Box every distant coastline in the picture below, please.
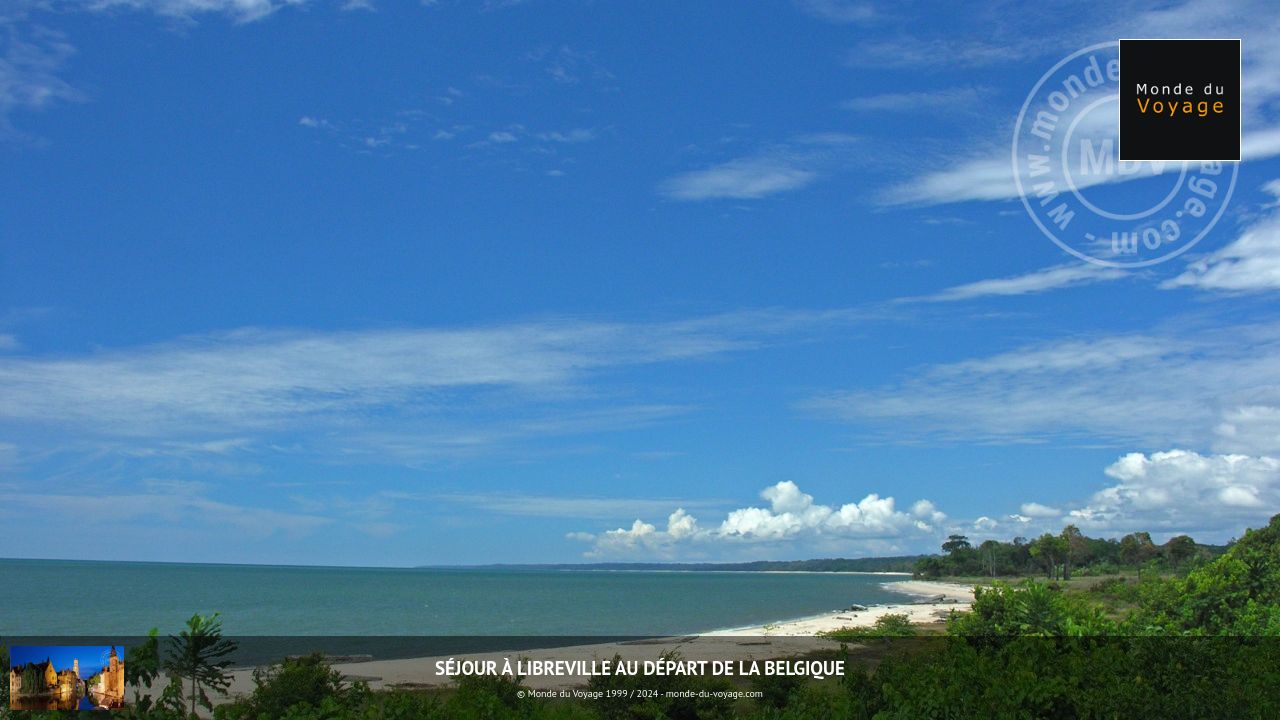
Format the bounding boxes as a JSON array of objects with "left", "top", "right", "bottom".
[
  {"left": 439, "top": 556, "right": 925, "bottom": 574},
  {"left": 1, "top": 555, "right": 923, "bottom": 573}
]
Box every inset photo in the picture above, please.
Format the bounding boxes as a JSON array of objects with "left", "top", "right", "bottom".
[{"left": 8, "top": 645, "right": 126, "bottom": 711}]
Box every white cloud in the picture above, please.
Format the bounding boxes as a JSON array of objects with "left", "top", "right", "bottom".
[
  {"left": 2, "top": 0, "right": 314, "bottom": 134},
  {"left": 488, "top": 130, "right": 518, "bottom": 143},
  {"left": 1163, "top": 204, "right": 1280, "bottom": 292},
  {"left": 523, "top": 45, "right": 614, "bottom": 87},
  {"left": 906, "top": 263, "right": 1127, "bottom": 302},
  {"left": 87, "top": 0, "right": 310, "bottom": 23},
  {"left": 973, "top": 516, "right": 998, "bottom": 531},
  {"left": 1263, "top": 180, "right": 1280, "bottom": 205},
  {"left": 0, "top": 309, "right": 862, "bottom": 460},
  {"left": 880, "top": 86, "right": 1180, "bottom": 206},
  {"left": 659, "top": 135, "right": 858, "bottom": 201},
  {"left": 424, "top": 492, "right": 727, "bottom": 520},
  {"left": 660, "top": 156, "right": 818, "bottom": 201},
  {"left": 880, "top": 3, "right": 1280, "bottom": 207},
  {"left": 0, "top": 482, "right": 330, "bottom": 537},
  {"left": 0, "top": 20, "right": 82, "bottom": 135},
  {"left": 1019, "top": 502, "right": 1061, "bottom": 518},
  {"left": 536, "top": 128, "right": 595, "bottom": 143},
  {"left": 574, "top": 480, "right": 942, "bottom": 557},
  {"left": 573, "top": 449, "right": 1280, "bottom": 558},
  {"left": 842, "top": 87, "right": 989, "bottom": 113},
  {"left": 794, "top": 0, "right": 874, "bottom": 24},
  {"left": 881, "top": 151, "right": 1016, "bottom": 205},
  {"left": 1066, "top": 449, "right": 1280, "bottom": 536},
  {"left": 298, "top": 115, "right": 338, "bottom": 130},
  {"left": 806, "top": 320, "right": 1280, "bottom": 455},
  {"left": 847, "top": 37, "right": 1028, "bottom": 69}
]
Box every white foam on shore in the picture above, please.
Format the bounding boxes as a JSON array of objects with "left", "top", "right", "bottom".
[{"left": 697, "top": 581, "right": 975, "bottom": 637}]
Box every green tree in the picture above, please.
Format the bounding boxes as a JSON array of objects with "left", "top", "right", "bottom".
[
  {"left": 1029, "top": 533, "right": 1066, "bottom": 580},
  {"left": 1120, "top": 531, "right": 1156, "bottom": 566},
  {"left": 1061, "top": 524, "right": 1086, "bottom": 580},
  {"left": 941, "top": 534, "right": 971, "bottom": 555},
  {"left": 914, "top": 555, "right": 945, "bottom": 579},
  {"left": 978, "top": 539, "right": 999, "bottom": 577},
  {"left": 1165, "top": 534, "right": 1196, "bottom": 569},
  {"left": 164, "top": 612, "right": 239, "bottom": 718},
  {"left": 119, "top": 628, "right": 189, "bottom": 719}
]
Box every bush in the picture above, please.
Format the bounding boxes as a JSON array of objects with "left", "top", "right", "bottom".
[
  {"left": 215, "top": 653, "right": 356, "bottom": 720},
  {"left": 948, "top": 580, "right": 1116, "bottom": 637},
  {"left": 820, "top": 613, "right": 918, "bottom": 642},
  {"left": 1128, "top": 513, "right": 1280, "bottom": 635}
]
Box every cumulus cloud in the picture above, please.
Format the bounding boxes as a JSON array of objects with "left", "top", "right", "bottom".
[
  {"left": 972, "top": 516, "right": 998, "bottom": 531},
  {"left": 1019, "top": 502, "right": 1061, "bottom": 518},
  {"left": 1065, "top": 449, "right": 1280, "bottom": 537},
  {"left": 572, "top": 481, "right": 943, "bottom": 557},
  {"left": 933, "top": 449, "right": 1279, "bottom": 544}
]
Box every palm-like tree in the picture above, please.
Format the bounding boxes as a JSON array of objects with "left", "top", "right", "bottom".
[{"left": 164, "top": 612, "right": 238, "bottom": 717}]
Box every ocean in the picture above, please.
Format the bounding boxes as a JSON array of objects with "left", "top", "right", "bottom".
[{"left": 0, "top": 559, "right": 911, "bottom": 636}]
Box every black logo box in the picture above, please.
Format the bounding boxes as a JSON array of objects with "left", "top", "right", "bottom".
[{"left": 1119, "top": 39, "right": 1241, "bottom": 162}]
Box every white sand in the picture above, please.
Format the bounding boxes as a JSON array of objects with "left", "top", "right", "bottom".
[
  {"left": 882, "top": 580, "right": 976, "bottom": 603},
  {"left": 702, "top": 579, "right": 974, "bottom": 637},
  {"left": 200, "top": 578, "right": 976, "bottom": 703}
]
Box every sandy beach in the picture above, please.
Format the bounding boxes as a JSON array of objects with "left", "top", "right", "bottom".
[
  {"left": 204, "top": 578, "right": 976, "bottom": 699},
  {"left": 702, "top": 579, "right": 974, "bottom": 637}
]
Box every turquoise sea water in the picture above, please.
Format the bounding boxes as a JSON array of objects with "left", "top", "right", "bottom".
[{"left": 0, "top": 559, "right": 911, "bottom": 636}]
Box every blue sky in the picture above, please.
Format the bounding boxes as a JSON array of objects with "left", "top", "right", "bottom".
[
  {"left": 10, "top": 645, "right": 116, "bottom": 678},
  {"left": 3, "top": 0, "right": 1280, "bottom": 565}
]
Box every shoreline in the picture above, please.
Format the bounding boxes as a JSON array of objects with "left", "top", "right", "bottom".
[
  {"left": 701, "top": 579, "right": 974, "bottom": 636},
  {"left": 207, "top": 580, "right": 975, "bottom": 699},
  {"left": 549, "top": 569, "right": 914, "bottom": 575}
]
